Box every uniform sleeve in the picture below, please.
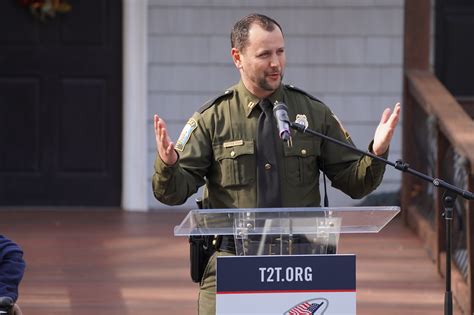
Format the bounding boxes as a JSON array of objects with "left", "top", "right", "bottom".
[
  {"left": 152, "top": 112, "right": 212, "bottom": 205},
  {"left": 320, "top": 108, "right": 388, "bottom": 199}
]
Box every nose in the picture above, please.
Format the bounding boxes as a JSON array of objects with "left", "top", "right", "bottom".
[{"left": 270, "top": 54, "right": 280, "bottom": 68}]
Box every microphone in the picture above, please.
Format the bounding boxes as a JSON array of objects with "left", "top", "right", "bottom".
[{"left": 273, "top": 101, "right": 291, "bottom": 142}]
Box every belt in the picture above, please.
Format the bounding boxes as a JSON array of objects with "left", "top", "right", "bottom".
[
  {"left": 216, "top": 235, "right": 337, "bottom": 255},
  {"left": 217, "top": 235, "right": 235, "bottom": 253}
]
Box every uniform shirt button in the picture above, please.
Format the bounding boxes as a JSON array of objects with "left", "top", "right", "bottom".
[
  {"left": 264, "top": 163, "right": 272, "bottom": 170},
  {"left": 301, "top": 149, "right": 307, "bottom": 155},
  {"left": 230, "top": 151, "right": 236, "bottom": 157}
]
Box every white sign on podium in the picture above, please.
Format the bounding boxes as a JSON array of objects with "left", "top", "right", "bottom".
[{"left": 216, "top": 254, "right": 356, "bottom": 314}]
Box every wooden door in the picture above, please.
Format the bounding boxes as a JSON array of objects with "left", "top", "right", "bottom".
[{"left": 0, "top": 1, "right": 122, "bottom": 206}]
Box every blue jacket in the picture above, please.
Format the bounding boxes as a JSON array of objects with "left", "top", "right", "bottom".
[{"left": 0, "top": 235, "right": 25, "bottom": 301}]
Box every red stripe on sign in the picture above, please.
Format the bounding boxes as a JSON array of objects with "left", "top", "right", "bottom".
[{"left": 217, "top": 289, "right": 356, "bottom": 295}]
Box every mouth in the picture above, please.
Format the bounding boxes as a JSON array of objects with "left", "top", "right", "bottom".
[{"left": 267, "top": 73, "right": 281, "bottom": 80}]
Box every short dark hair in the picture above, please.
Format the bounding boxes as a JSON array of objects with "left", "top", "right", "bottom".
[{"left": 230, "top": 13, "right": 283, "bottom": 51}]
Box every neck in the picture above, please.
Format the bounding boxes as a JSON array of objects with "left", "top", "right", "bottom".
[{"left": 241, "top": 78, "right": 274, "bottom": 99}]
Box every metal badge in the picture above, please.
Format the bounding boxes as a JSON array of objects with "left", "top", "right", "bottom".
[{"left": 295, "top": 114, "right": 308, "bottom": 128}]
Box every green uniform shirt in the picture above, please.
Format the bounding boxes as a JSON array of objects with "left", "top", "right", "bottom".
[{"left": 153, "top": 81, "right": 388, "bottom": 208}]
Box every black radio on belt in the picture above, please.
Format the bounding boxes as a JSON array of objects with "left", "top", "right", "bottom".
[
  {"left": 189, "top": 234, "right": 214, "bottom": 283},
  {"left": 189, "top": 198, "right": 215, "bottom": 283}
]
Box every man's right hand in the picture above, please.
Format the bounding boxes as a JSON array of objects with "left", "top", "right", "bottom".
[{"left": 154, "top": 114, "right": 178, "bottom": 166}]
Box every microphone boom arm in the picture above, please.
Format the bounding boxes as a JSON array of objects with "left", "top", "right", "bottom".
[{"left": 289, "top": 121, "right": 474, "bottom": 200}]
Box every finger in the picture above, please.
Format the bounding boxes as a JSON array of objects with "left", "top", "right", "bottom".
[
  {"left": 157, "top": 118, "right": 168, "bottom": 138},
  {"left": 165, "top": 142, "right": 175, "bottom": 155},
  {"left": 154, "top": 115, "right": 159, "bottom": 133},
  {"left": 394, "top": 102, "right": 401, "bottom": 115},
  {"left": 387, "top": 103, "right": 401, "bottom": 127},
  {"left": 158, "top": 125, "right": 166, "bottom": 144},
  {"left": 392, "top": 102, "right": 401, "bottom": 116},
  {"left": 379, "top": 108, "right": 391, "bottom": 125},
  {"left": 157, "top": 116, "right": 169, "bottom": 133},
  {"left": 160, "top": 123, "right": 171, "bottom": 147}
]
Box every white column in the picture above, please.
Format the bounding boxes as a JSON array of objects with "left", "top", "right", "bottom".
[{"left": 122, "top": 0, "right": 148, "bottom": 211}]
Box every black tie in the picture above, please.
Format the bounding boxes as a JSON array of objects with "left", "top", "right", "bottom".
[{"left": 256, "top": 99, "right": 282, "bottom": 208}]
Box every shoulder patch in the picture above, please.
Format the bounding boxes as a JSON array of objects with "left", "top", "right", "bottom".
[
  {"left": 285, "top": 84, "right": 323, "bottom": 103},
  {"left": 175, "top": 118, "right": 198, "bottom": 152},
  {"left": 198, "top": 89, "right": 234, "bottom": 113}
]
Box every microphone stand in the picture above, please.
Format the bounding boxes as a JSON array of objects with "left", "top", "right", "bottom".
[{"left": 289, "top": 121, "right": 474, "bottom": 315}]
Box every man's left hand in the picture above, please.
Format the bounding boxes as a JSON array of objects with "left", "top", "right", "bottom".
[{"left": 373, "top": 102, "right": 401, "bottom": 156}]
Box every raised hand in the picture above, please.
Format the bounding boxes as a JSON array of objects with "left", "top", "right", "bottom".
[
  {"left": 373, "top": 103, "right": 401, "bottom": 156},
  {"left": 154, "top": 114, "right": 178, "bottom": 166}
]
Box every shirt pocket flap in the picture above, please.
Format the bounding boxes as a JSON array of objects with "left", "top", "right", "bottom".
[{"left": 283, "top": 139, "right": 320, "bottom": 157}]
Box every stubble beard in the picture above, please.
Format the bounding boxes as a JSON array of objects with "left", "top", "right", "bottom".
[{"left": 257, "top": 72, "right": 284, "bottom": 92}]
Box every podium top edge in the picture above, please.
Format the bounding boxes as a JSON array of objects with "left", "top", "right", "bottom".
[{"left": 186, "top": 206, "right": 400, "bottom": 213}]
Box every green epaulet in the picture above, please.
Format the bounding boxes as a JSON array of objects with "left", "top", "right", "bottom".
[
  {"left": 285, "top": 84, "right": 323, "bottom": 103},
  {"left": 198, "top": 89, "right": 234, "bottom": 113}
]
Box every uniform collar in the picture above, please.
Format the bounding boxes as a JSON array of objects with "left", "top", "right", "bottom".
[{"left": 236, "top": 80, "right": 285, "bottom": 118}]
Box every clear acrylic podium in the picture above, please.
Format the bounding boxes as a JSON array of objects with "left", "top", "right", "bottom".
[{"left": 174, "top": 207, "right": 400, "bottom": 256}]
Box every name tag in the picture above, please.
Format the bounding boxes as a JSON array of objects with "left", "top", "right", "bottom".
[{"left": 223, "top": 140, "right": 244, "bottom": 148}]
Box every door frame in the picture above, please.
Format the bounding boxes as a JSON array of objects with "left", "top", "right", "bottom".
[{"left": 122, "top": 0, "right": 148, "bottom": 211}]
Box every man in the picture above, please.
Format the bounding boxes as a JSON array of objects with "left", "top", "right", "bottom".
[
  {"left": 0, "top": 235, "right": 25, "bottom": 315},
  {"left": 153, "top": 13, "right": 400, "bottom": 314}
]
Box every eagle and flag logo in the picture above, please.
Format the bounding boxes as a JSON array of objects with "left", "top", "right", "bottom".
[{"left": 284, "top": 298, "right": 328, "bottom": 315}]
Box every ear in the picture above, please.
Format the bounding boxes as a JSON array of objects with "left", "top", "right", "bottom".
[{"left": 231, "top": 48, "right": 243, "bottom": 69}]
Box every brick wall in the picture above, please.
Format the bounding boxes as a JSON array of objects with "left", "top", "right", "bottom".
[{"left": 147, "top": 0, "right": 404, "bottom": 209}]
